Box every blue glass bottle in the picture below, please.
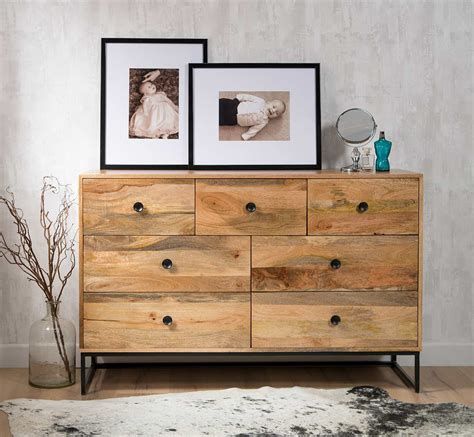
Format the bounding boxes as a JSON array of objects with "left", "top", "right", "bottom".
[{"left": 374, "top": 131, "right": 392, "bottom": 171}]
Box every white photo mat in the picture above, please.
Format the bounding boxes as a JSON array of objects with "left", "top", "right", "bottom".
[
  {"left": 102, "top": 41, "right": 205, "bottom": 168},
  {"left": 191, "top": 66, "right": 319, "bottom": 167}
]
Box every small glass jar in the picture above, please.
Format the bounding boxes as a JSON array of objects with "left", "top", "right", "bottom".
[
  {"left": 360, "top": 147, "right": 375, "bottom": 172},
  {"left": 29, "top": 300, "right": 76, "bottom": 388}
]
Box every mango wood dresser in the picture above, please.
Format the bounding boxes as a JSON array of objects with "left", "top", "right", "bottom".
[{"left": 79, "top": 170, "right": 423, "bottom": 394}]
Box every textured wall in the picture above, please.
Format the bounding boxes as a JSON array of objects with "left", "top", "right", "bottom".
[{"left": 0, "top": 0, "right": 472, "bottom": 366}]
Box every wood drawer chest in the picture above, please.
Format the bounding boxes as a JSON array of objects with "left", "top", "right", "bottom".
[{"left": 79, "top": 170, "right": 423, "bottom": 393}]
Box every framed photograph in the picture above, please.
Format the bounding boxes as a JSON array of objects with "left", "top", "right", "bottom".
[
  {"left": 100, "top": 38, "right": 207, "bottom": 169},
  {"left": 189, "top": 63, "right": 321, "bottom": 170}
]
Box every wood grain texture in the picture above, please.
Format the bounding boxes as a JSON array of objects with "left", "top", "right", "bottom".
[
  {"left": 418, "top": 176, "right": 424, "bottom": 348},
  {"left": 82, "top": 179, "right": 195, "bottom": 235},
  {"left": 79, "top": 346, "right": 421, "bottom": 353},
  {"left": 196, "top": 179, "right": 307, "bottom": 235},
  {"left": 252, "top": 236, "right": 418, "bottom": 291},
  {"left": 252, "top": 291, "right": 418, "bottom": 348},
  {"left": 81, "top": 170, "right": 422, "bottom": 179},
  {"left": 79, "top": 176, "right": 84, "bottom": 348},
  {"left": 83, "top": 293, "right": 250, "bottom": 349},
  {"left": 84, "top": 236, "right": 250, "bottom": 292},
  {"left": 308, "top": 178, "right": 419, "bottom": 235}
]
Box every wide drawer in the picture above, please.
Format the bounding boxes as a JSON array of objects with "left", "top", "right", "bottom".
[
  {"left": 196, "top": 179, "right": 306, "bottom": 235},
  {"left": 252, "top": 291, "right": 418, "bottom": 348},
  {"left": 252, "top": 236, "right": 418, "bottom": 291},
  {"left": 84, "top": 236, "right": 250, "bottom": 292},
  {"left": 82, "top": 179, "right": 195, "bottom": 235},
  {"left": 83, "top": 293, "right": 250, "bottom": 349},
  {"left": 308, "top": 179, "right": 419, "bottom": 235}
]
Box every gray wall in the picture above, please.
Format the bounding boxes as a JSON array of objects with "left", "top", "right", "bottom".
[{"left": 0, "top": 0, "right": 472, "bottom": 366}]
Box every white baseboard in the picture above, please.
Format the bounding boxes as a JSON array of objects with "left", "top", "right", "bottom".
[{"left": 0, "top": 343, "right": 472, "bottom": 368}]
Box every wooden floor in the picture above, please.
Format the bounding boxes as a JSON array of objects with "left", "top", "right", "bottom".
[{"left": 0, "top": 366, "right": 473, "bottom": 435}]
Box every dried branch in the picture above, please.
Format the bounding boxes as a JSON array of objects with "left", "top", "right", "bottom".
[
  {"left": 0, "top": 177, "right": 76, "bottom": 302},
  {"left": 0, "top": 177, "right": 77, "bottom": 383}
]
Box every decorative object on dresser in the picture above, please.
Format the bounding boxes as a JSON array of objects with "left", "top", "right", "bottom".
[
  {"left": 0, "top": 177, "right": 76, "bottom": 388},
  {"left": 79, "top": 170, "right": 423, "bottom": 395},
  {"left": 189, "top": 64, "right": 321, "bottom": 169},
  {"left": 100, "top": 38, "right": 207, "bottom": 170},
  {"left": 375, "top": 131, "right": 393, "bottom": 172},
  {"left": 336, "top": 108, "right": 377, "bottom": 173}
]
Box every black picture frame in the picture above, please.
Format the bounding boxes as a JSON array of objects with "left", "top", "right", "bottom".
[
  {"left": 188, "top": 63, "right": 321, "bottom": 170},
  {"left": 100, "top": 38, "right": 208, "bottom": 170}
]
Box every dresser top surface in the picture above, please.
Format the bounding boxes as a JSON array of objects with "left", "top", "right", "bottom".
[{"left": 81, "top": 169, "right": 422, "bottom": 179}]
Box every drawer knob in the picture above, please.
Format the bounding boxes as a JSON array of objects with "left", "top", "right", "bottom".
[
  {"left": 246, "top": 202, "right": 257, "bottom": 213},
  {"left": 330, "top": 259, "right": 341, "bottom": 269},
  {"left": 357, "top": 202, "right": 369, "bottom": 213},
  {"left": 162, "top": 259, "right": 173, "bottom": 269},
  {"left": 162, "top": 315, "right": 173, "bottom": 326},
  {"left": 133, "top": 202, "right": 144, "bottom": 213},
  {"left": 330, "top": 315, "right": 341, "bottom": 326}
]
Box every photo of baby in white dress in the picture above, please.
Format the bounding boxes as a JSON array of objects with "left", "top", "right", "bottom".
[
  {"left": 219, "top": 91, "right": 290, "bottom": 141},
  {"left": 129, "top": 68, "right": 179, "bottom": 139}
]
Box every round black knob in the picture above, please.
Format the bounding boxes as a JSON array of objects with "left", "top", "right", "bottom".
[
  {"left": 246, "top": 202, "right": 257, "bottom": 213},
  {"left": 357, "top": 202, "right": 369, "bottom": 213},
  {"left": 162, "top": 259, "right": 173, "bottom": 269},
  {"left": 162, "top": 315, "right": 173, "bottom": 326},
  {"left": 133, "top": 202, "right": 144, "bottom": 213},
  {"left": 330, "top": 259, "right": 341, "bottom": 270},
  {"left": 330, "top": 315, "right": 341, "bottom": 326}
]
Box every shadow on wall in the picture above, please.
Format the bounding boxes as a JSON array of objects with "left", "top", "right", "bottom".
[{"left": 321, "top": 123, "right": 346, "bottom": 169}]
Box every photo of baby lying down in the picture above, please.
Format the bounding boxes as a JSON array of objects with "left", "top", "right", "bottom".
[
  {"left": 219, "top": 91, "right": 290, "bottom": 141},
  {"left": 129, "top": 68, "right": 179, "bottom": 139}
]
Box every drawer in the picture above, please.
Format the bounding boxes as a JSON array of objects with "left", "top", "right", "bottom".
[
  {"left": 82, "top": 179, "right": 195, "bottom": 235},
  {"left": 196, "top": 179, "right": 306, "bottom": 235},
  {"left": 308, "top": 179, "right": 419, "bottom": 235},
  {"left": 84, "top": 236, "right": 250, "bottom": 292},
  {"left": 84, "top": 292, "right": 250, "bottom": 349},
  {"left": 252, "top": 236, "right": 418, "bottom": 291},
  {"left": 252, "top": 291, "right": 418, "bottom": 348}
]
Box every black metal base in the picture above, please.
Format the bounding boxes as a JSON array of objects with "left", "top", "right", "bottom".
[{"left": 80, "top": 351, "right": 420, "bottom": 395}]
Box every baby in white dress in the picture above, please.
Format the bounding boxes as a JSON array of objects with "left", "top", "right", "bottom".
[{"left": 129, "top": 81, "right": 179, "bottom": 139}]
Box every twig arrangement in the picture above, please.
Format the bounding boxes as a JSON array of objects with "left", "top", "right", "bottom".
[{"left": 0, "top": 177, "right": 76, "bottom": 383}]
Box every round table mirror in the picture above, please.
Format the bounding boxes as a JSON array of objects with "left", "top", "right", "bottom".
[{"left": 336, "top": 108, "right": 377, "bottom": 172}]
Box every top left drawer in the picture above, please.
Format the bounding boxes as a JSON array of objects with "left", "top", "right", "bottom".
[{"left": 82, "top": 179, "right": 195, "bottom": 235}]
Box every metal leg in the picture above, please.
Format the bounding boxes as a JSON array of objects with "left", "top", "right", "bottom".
[
  {"left": 391, "top": 353, "right": 420, "bottom": 393},
  {"left": 79, "top": 351, "right": 421, "bottom": 394},
  {"left": 415, "top": 352, "right": 420, "bottom": 393},
  {"left": 80, "top": 353, "right": 86, "bottom": 395},
  {"left": 80, "top": 353, "right": 97, "bottom": 395}
]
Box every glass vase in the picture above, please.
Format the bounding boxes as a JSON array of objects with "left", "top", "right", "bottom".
[{"left": 29, "top": 300, "right": 76, "bottom": 388}]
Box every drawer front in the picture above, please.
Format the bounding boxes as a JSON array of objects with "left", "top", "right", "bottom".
[
  {"left": 252, "top": 236, "right": 418, "bottom": 291},
  {"left": 82, "top": 179, "right": 195, "bottom": 235},
  {"left": 84, "top": 293, "right": 250, "bottom": 349},
  {"left": 84, "top": 236, "right": 250, "bottom": 292},
  {"left": 308, "top": 179, "right": 419, "bottom": 235},
  {"left": 196, "top": 179, "right": 306, "bottom": 235},
  {"left": 252, "top": 291, "right": 418, "bottom": 348}
]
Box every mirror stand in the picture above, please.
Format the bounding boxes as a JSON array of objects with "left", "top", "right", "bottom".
[
  {"left": 341, "top": 147, "right": 363, "bottom": 172},
  {"left": 336, "top": 108, "right": 377, "bottom": 173}
]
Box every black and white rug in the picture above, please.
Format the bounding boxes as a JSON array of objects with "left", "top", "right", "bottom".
[{"left": 1, "top": 386, "right": 472, "bottom": 436}]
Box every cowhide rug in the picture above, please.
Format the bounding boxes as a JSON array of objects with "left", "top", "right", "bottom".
[{"left": 1, "top": 386, "right": 472, "bottom": 436}]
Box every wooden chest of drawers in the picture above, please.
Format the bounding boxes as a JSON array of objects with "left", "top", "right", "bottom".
[{"left": 79, "top": 170, "right": 423, "bottom": 390}]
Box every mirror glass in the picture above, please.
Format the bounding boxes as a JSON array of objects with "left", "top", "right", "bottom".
[{"left": 336, "top": 108, "right": 376, "bottom": 144}]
